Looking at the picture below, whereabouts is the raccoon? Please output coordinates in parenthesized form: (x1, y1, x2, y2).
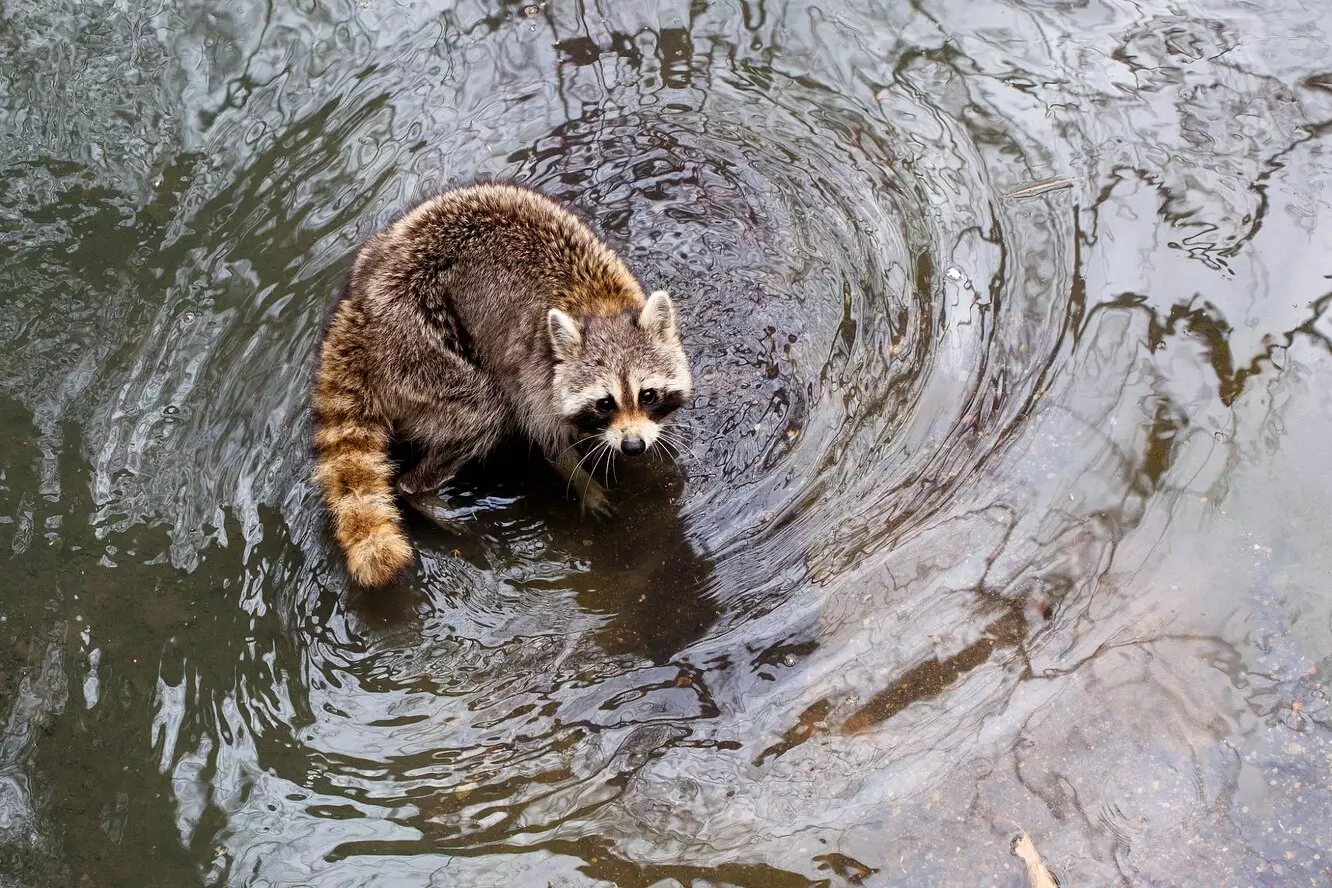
(311, 183, 693, 587)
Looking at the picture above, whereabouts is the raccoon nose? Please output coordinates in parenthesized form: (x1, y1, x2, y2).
(621, 436, 646, 456)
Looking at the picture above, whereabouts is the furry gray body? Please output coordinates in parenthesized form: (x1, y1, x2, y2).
(311, 182, 692, 586)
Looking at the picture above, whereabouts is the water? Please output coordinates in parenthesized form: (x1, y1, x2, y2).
(1, 0, 1330, 885)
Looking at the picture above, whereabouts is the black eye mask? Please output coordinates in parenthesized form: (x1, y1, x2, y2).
(572, 406, 612, 432)
(647, 389, 686, 420)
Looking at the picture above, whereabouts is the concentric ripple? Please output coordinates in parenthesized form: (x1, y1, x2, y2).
(196, 3, 1082, 878)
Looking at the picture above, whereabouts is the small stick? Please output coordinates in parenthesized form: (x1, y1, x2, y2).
(1011, 833, 1061, 888)
(1004, 177, 1079, 199)
(984, 810, 1062, 888)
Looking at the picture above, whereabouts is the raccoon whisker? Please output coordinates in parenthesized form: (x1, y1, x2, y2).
(657, 445, 683, 469)
(580, 440, 604, 480)
(655, 429, 691, 458)
(665, 435, 694, 465)
(658, 423, 690, 440)
(583, 441, 612, 498)
(568, 440, 606, 498)
(652, 440, 680, 467)
(663, 420, 705, 436)
(585, 440, 611, 475)
(595, 441, 615, 485)
(669, 423, 703, 443)
(657, 430, 697, 450)
(556, 433, 600, 460)
(575, 448, 597, 501)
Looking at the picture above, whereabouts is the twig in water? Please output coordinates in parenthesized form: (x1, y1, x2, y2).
(1011, 833, 1061, 888)
(1004, 177, 1079, 199)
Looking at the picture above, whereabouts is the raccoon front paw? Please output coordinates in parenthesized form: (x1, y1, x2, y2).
(580, 485, 615, 520)
(397, 464, 453, 497)
(403, 492, 470, 536)
(395, 473, 438, 497)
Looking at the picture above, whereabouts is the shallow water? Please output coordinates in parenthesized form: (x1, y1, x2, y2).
(1, 0, 1330, 885)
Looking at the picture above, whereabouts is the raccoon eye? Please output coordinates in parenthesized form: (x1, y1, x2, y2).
(639, 388, 658, 406)
(595, 396, 616, 413)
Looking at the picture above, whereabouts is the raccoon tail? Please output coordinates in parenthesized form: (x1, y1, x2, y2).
(311, 381, 413, 587)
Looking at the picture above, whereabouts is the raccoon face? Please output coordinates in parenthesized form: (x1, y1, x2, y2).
(548, 290, 692, 457)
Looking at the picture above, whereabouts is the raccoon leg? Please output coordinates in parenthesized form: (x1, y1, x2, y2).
(394, 373, 508, 519)
(395, 449, 473, 535)
(396, 447, 464, 496)
(550, 448, 614, 518)
(402, 493, 471, 535)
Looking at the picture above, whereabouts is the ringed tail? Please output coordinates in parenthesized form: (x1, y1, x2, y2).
(311, 374, 412, 587)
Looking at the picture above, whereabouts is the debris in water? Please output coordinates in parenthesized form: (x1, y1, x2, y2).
(1011, 832, 1060, 888)
(1004, 177, 1078, 199)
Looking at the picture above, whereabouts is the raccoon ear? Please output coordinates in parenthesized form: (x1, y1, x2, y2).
(547, 308, 582, 362)
(639, 290, 677, 340)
